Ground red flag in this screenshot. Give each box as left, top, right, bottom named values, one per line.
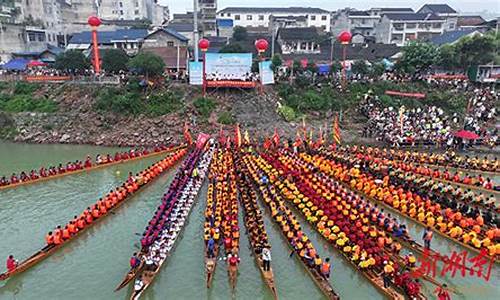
left=333, top=114, right=341, bottom=146
left=293, top=130, right=303, bottom=148
left=219, top=127, right=226, bottom=146
left=183, top=122, right=193, bottom=145
left=272, top=128, right=280, bottom=147
left=263, top=137, right=272, bottom=150
left=234, top=123, right=242, bottom=148
left=314, top=126, right=324, bottom=149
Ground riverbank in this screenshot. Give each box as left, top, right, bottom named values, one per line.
left=0, top=81, right=497, bottom=150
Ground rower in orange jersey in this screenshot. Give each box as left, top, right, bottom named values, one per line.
left=45, top=231, right=54, bottom=245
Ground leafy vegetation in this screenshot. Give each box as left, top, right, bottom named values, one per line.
left=193, top=97, right=216, bottom=118
left=217, top=111, right=235, bottom=125
left=395, top=41, right=439, bottom=74
left=0, top=82, right=57, bottom=113
left=219, top=43, right=246, bottom=53
left=54, top=50, right=90, bottom=71
left=277, top=104, right=297, bottom=122
left=232, top=26, right=248, bottom=41
left=94, top=84, right=184, bottom=116
left=101, top=49, right=130, bottom=73
left=128, top=52, right=165, bottom=79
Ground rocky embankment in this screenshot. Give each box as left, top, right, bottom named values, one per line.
left=3, top=83, right=365, bottom=147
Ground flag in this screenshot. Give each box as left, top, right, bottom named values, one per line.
left=183, top=122, right=193, bottom=145
left=272, top=128, right=280, bottom=147
left=308, top=128, right=313, bottom=146
left=219, top=127, right=226, bottom=146
left=399, top=106, right=405, bottom=135
left=333, top=114, right=341, bottom=146
left=234, top=123, right=242, bottom=148
left=263, top=137, right=272, bottom=150
left=301, top=117, right=307, bottom=140
left=244, top=129, right=250, bottom=145
left=293, top=130, right=303, bottom=148
left=315, top=126, right=324, bottom=149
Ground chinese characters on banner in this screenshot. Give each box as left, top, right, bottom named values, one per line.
left=411, top=249, right=494, bottom=282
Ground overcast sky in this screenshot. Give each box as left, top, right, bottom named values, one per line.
left=160, top=0, right=500, bottom=15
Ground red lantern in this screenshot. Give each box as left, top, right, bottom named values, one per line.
left=87, top=16, right=101, bottom=27
left=255, top=39, right=268, bottom=53
left=199, top=38, right=210, bottom=52
left=337, top=31, right=352, bottom=45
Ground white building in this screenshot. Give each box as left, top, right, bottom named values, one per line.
left=417, top=4, right=458, bottom=32
left=199, top=0, right=217, bottom=36
left=331, top=7, right=414, bottom=37
left=98, top=0, right=169, bottom=25
left=375, top=13, right=445, bottom=46
left=217, top=7, right=331, bottom=32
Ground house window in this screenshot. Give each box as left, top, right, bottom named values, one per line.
left=321, top=15, right=327, bottom=21
left=246, top=15, right=252, bottom=20
left=235, top=14, right=240, bottom=20
left=432, top=22, right=441, bottom=28
left=120, top=10, right=124, bottom=15
left=135, top=1, right=139, bottom=7
left=220, top=13, right=224, bottom=17
left=227, top=13, right=231, bottom=17
left=167, top=41, right=174, bottom=47
left=135, top=10, right=139, bottom=15
left=258, top=15, right=264, bottom=21
left=311, top=15, right=316, bottom=21
left=119, top=2, right=123, bottom=7
left=449, top=23, right=455, bottom=29
left=38, top=33, right=45, bottom=42
left=406, top=23, right=416, bottom=29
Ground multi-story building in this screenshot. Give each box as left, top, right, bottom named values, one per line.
left=375, top=13, right=445, bottom=46
left=269, top=15, right=308, bottom=35
left=331, top=7, right=414, bottom=37
left=217, top=7, right=331, bottom=33
left=417, top=4, right=458, bottom=31
left=98, top=0, right=169, bottom=25
left=199, top=0, right=217, bottom=36
left=0, top=0, right=170, bottom=62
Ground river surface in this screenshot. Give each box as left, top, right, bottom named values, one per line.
left=0, top=141, right=498, bottom=300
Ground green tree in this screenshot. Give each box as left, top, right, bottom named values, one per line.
left=232, top=26, right=248, bottom=41
left=128, top=52, right=165, bottom=79
left=219, top=43, right=245, bottom=53
left=271, top=54, right=282, bottom=71
left=454, top=35, right=496, bottom=71
left=436, top=44, right=459, bottom=70
left=370, top=62, right=386, bottom=77
left=101, top=49, right=130, bottom=73
left=396, top=41, right=439, bottom=74
left=351, top=60, right=369, bottom=75
left=54, top=50, right=90, bottom=71
left=331, top=61, right=342, bottom=73
left=306, top=60, right=318, bottom=73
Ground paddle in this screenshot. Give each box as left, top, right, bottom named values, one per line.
left=289, top=250, right=295, bottom=258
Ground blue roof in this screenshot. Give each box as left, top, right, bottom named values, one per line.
left=1, top=58, right=29, bottom=71
left=429, top=29, right=478, bottom=46
left=217, top=19, right=234, bottom=27
left=69, top=29, right=148, bottom=44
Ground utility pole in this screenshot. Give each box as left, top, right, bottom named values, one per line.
left=193, top=0, right=199, bottom=62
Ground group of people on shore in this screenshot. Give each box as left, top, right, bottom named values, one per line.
left=358, top=78, right=498, bottom=149
left=0, top=145, right=173, bottom=187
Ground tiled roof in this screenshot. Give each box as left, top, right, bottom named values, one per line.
left=147, top=28, right=189, bottom=42
left=349, top=11, right=370, bottom=16
left=166, top=22, right=194, bottom=32
left=280, top=42, right=400, bottom=62
left=417, top=4, right=457, bottom=14
left=69, top=29, right=148, bottom=44
left=278, top=27, right=319, bottom=41
left=429, top=29, right=480, bottom=46
left=384, top=13, right=443, bottom=21
left=375, top=8, right=414, bottom=12
left=218, top=7, right=329, bottom=14
left=457, top=16, right=486, bottom=27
